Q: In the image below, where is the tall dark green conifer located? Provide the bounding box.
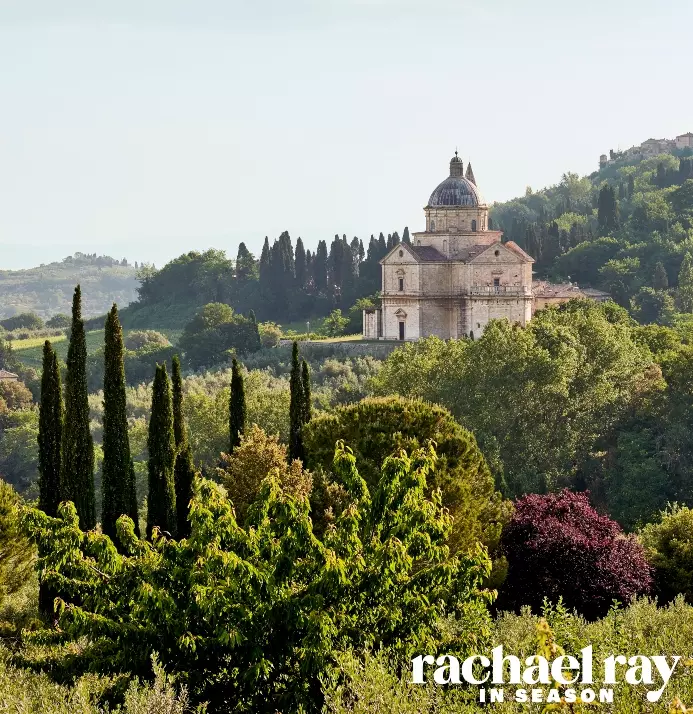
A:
[314,240,328,292]
[61,285,95,530]
[229,357,246,452]
[289,342,304,461]
[174,441,196,539]
[170,354,195,539]
[38,340,63,615]
[38,341,62,518]
[102,304,139,542]
[295,237,307,288]
[235,242,257,283]
[171,355,185,449]
[301,359,312,426]
[402,226,411,244]
[147,363,176,539]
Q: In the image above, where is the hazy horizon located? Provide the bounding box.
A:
[1,0,691,270]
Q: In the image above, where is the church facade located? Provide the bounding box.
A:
[363,153,534,340]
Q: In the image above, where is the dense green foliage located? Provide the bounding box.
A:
[38,341,62,517]
[0,480,34,608]
[101,305,139,543]
[303,396,508,556]
[124,229,406,330]
[22,443,491,713]
[146,364,176,538]
[1,311,45,331]
[492,152,693,325]
[640,504,693,605]
[371,301,655,502]
[60,286,95,530]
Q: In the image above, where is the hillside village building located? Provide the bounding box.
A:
[363,153,535,341]
[599,131,693,168]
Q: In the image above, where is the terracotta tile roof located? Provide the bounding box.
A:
[408,245,447,262]
[0,369,18,379]
[504,241,535,261]
[453,245,489,262]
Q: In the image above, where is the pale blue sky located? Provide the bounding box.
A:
[1,0,691,269]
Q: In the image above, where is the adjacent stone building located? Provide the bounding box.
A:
[363,153,534,340]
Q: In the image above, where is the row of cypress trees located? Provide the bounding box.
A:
[37,300,314,595]
[37,287,197,560]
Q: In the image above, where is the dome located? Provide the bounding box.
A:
[428,175,483,207]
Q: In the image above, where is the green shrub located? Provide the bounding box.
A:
[640,504,693,604]
[123,330,171,352]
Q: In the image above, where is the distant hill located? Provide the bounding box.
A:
[490,143,693,324]
[0,252,140,319]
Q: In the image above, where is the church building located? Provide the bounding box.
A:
[363,153,534,340]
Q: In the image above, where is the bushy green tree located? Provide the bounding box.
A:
[229,358,246,452]
[146,363,176,538]
[60,286,95,530]
[324,309,348,337]
[22,443,492,713]
[102,305,139,543]
[303,396,509,556]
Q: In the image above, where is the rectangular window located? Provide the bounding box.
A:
[399,321,405,340]
[398,277,404,291]
[493,278,500,287]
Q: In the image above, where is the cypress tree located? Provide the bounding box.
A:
[314,240,328,292]
[301,359,312,426]
[597,184,619,235]
[147,363,177,539]
[295,237,307,288]
[259,237,271,288]
[38,341,62,517]
[235,242,257,283]
[171,355,185,449]
[61,285,95,530]
[402,226,411,244]
[171,355,195,539]
[377,232,387,256]
[174,441,196,539]
[102,304,139,543]
[38,340,63,615]
[289,342,304,461]
[229,357,246,452]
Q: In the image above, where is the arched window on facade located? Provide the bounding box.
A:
[398,277,404,292]
[430,219,435,231]
[471,219,477,232]
[443,239,448,254]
